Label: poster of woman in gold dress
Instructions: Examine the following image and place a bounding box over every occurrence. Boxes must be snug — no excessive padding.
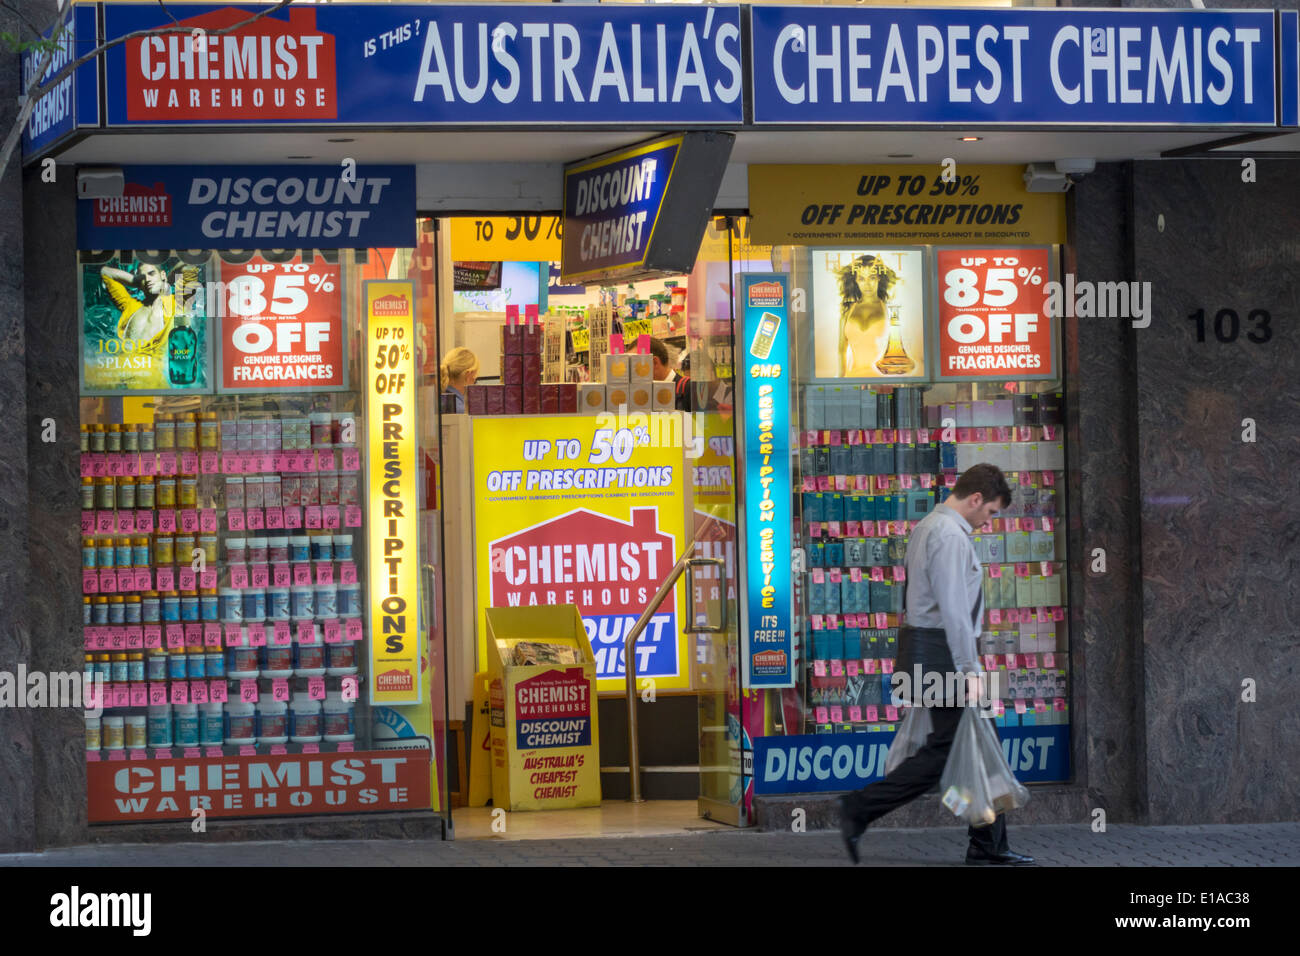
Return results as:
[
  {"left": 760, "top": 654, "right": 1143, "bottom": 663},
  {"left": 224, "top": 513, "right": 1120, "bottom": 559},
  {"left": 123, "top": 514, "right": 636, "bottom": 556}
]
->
[{"left": 811, "top": 249, "right": 926, "bottom": 380}]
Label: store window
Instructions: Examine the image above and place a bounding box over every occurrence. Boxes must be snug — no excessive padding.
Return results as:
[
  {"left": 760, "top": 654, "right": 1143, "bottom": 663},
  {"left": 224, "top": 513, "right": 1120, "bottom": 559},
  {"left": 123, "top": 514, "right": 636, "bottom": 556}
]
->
[
  {"left": 742, "top": 236, "right": 1071, "bottom": 798},
  {"left": 78, "top": 245, "right": 448, "bottom": 825}
]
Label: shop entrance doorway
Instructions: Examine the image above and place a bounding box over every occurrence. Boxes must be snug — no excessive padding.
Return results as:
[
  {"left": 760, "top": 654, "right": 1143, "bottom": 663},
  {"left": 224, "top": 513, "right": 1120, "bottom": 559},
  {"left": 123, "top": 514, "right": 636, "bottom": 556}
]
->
[{"left": 420, "top": 214, "right": 757, "bottom": 830}]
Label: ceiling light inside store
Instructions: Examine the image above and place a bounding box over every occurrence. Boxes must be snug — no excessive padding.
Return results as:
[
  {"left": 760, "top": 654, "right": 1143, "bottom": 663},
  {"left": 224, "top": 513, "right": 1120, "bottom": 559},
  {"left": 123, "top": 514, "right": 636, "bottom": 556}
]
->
[
  {"left": 959, "top": 136, "right": 982, "bottom": 142},
  {"left": 887, "top": 154, "right": 913, "bottom": 158}
]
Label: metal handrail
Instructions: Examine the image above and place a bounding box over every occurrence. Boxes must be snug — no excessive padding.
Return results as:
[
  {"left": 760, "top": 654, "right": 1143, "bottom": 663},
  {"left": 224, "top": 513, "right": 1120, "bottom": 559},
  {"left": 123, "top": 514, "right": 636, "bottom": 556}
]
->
[{"left": 624, "top": 544, "right": 728, "bottom": 803}]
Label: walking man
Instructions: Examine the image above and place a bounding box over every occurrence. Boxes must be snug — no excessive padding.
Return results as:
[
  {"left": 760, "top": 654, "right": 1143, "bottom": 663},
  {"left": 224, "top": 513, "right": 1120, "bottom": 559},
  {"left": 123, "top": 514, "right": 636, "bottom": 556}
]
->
[{"left": 839, "top": 463, "right": 1035, "bottom": 866}]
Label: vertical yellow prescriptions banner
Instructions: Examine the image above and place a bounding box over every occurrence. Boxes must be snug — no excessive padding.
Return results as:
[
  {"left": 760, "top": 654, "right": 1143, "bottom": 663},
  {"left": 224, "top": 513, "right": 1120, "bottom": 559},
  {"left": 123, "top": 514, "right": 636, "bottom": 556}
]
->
[{"left": 365, "top": 281, "right": 421, "bottom": 706}]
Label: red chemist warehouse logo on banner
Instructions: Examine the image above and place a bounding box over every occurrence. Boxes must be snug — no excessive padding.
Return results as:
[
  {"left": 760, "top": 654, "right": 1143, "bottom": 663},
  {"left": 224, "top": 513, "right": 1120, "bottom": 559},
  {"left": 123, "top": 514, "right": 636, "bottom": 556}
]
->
[
  {"left": 747, "top": 282, "right": 784, "bottom": 308},
  {"left": 93, "top": 181, "right": 173, "bottom": 227},
  {"left": 126, "top": 7, "right": 338, "bottom": 121},
  {"left": 753, "top": 649, "right": 788, "bottom": 675},
  {"left": 377, "top": 669, "right": 414, "bottom": 694},
  {"left": 372, "top": 294, "right": 410, "bottom": 317},
  {"left": 489, "top": 508, "right": 679, "bottom": 680}
]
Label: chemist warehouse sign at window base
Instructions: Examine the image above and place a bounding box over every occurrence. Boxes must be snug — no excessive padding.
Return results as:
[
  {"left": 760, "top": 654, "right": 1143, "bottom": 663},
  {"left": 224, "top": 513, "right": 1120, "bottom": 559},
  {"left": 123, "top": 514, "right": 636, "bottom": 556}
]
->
[
  {"left": 471, "top": 416, "right": 692, "bottom": 694},
  {"left": 87, "top": 750, "right": 431, "bottom": 823}
]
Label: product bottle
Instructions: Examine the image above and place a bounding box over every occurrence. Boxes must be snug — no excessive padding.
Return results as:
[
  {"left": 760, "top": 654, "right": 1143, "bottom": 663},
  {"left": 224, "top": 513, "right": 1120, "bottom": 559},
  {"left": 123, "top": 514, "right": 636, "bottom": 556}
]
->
[{"left": 167, "top": 315, "right": 199, "bottom": 386}]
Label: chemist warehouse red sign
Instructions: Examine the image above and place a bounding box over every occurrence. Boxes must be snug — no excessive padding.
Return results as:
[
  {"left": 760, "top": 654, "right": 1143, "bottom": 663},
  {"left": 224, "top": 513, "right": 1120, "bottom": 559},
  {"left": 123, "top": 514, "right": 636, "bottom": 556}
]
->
[
  {"left": 87, "top": 751, "right": 430, "bottom": 822},
  {"left": 490, "top": 508, "right": 679, "bottom": 682},
  {"left": 124, "top": 7, "right": 337, "bottom": 121},
  {"left": 219, "top": 254, "right": 345, "bottom": 391},
  {"left": 515, "top": 668, "right": 593, "bottom": 750},
  {"left": 934, "top": 248, "right": 1057, "bottom": 382}
]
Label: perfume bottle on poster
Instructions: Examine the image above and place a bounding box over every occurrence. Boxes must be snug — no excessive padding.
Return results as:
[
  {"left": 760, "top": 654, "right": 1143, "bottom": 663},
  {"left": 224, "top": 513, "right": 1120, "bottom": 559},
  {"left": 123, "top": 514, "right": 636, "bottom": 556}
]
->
[{"left": 833, "top": 253, "right": 914, "bottom": 377}]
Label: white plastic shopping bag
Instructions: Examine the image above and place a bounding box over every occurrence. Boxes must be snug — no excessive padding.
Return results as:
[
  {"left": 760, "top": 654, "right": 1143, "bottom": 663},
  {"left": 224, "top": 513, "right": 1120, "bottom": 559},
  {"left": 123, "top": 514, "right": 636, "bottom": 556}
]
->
[
  {"left": 884, "top": 706, "right": 933, "bottom": 774},
  {"left": 939, "top": 708, "right": 1030, "bottom": 826}
]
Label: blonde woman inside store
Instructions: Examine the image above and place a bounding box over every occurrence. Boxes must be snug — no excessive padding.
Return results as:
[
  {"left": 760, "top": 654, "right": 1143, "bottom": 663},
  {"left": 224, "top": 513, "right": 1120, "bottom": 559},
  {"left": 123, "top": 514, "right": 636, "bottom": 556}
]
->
[{"left": 440, "top": 347, "right": 480, "bottom": 413}]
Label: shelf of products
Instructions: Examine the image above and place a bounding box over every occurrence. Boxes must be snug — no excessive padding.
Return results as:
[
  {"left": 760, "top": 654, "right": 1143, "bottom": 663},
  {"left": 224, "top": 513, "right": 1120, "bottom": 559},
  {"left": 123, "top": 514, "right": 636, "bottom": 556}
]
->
[
  {"left": 79, "top": 405, "right": 367, "bottom": 760},
  {"left": 793, "top": 383, "right": 1070, "bottom": 735}
]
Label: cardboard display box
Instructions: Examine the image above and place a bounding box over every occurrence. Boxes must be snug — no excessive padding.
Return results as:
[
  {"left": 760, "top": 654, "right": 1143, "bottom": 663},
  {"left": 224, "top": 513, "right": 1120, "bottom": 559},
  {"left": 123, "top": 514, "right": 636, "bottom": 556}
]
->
[{"left": 485, "top": 605, "right": 602, "bottom": 812}]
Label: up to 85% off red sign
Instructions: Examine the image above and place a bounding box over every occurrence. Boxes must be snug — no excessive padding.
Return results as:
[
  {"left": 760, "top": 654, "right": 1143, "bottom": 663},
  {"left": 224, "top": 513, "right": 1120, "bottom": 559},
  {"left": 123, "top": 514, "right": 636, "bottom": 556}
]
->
[
  {"left": 935, "top": 249, "right": 1055, "bottom": 380},
  {"left": 221, "top": 257, "right": 344, "bottom": 390}
]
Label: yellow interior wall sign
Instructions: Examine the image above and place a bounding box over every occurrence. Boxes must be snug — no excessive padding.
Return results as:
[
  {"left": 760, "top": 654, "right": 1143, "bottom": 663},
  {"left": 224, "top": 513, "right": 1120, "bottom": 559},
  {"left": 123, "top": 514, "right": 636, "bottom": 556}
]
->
[
  {"left": 748, "top": 165, "right": 1066, "bottom": 246},
  {"left": 364, "top": 280, "right": 422, "bottom": 706},
  {"left": 449, "top": 215, "right": 562, "bottom": 262}
]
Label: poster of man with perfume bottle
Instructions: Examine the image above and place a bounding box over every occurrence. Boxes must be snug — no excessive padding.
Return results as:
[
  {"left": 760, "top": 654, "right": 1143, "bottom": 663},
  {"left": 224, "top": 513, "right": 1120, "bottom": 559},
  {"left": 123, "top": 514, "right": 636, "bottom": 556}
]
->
[
  {"left": 810, "top": 249, "right": 927, "bottom": 381},
  {"left": 80, "top": 252, "right": 211, "bottom": 394}
]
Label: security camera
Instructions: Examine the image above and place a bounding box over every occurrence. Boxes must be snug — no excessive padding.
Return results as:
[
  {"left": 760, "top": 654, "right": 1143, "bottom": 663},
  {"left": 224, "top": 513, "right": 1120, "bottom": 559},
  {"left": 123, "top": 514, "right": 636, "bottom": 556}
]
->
[
  {"left": 1054, "top": 158, "right": 1095, "bottom": 176},
  {"left": 77, "top": 167, "right": 124, "bottom": 199},
  {"left": 1023, "top": 163, "right": 1072, "bottom": 193}
]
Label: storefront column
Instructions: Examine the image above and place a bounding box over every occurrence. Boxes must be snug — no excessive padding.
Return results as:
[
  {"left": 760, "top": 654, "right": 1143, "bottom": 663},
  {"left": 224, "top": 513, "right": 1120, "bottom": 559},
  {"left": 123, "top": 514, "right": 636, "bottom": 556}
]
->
[
  {"left": 0, "top": 148, "right": 36, "bottom": 855},
  {"left": 1068, "top": 163, "right": 1148, "bottom": 824},
  {"left": 21, "top": 171, "right": 86, "bottom": 849}
]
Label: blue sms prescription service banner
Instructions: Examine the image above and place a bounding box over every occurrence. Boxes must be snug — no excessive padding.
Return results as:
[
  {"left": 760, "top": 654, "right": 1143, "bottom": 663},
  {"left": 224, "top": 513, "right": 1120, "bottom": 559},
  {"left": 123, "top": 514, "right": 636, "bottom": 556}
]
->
[{"left": 741, "top": 274, "right": 794, "bottom": 689}]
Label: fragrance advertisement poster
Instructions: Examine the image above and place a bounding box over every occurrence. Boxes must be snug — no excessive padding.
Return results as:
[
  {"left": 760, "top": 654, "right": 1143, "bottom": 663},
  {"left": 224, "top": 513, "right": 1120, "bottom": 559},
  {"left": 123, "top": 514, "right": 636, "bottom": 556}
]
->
[
  {"left": 471, "top": 415, "right": 691, "bottom": 694},
  {"left": 79, "top": 253, "right": 213, "bottom": 395},
  {"left": 933, "top": 248, "right": 1057, "bottom": 381},
  {"left": 810, "top": 249, "right": 927, "bottom": 382},
  {"left": 218, "top": 254, "right": 346, "bottom": 391}
]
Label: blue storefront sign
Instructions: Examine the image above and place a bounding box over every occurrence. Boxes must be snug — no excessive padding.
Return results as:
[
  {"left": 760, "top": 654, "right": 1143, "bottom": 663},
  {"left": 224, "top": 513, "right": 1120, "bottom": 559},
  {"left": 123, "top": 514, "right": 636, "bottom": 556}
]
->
[
  {"left": 740, "top": 274, "right": 794, "bottom": 689},
  {"left": 1282, "top": 11, "right": 1299, "bottom": 128},
  {"left": 752, "top": 725, "right": 1070, "bottom": 794},
  {"left": 20, "top": 3, "right": 99, "bottom": 159},
  {"left": 561, "top": 136, "right": 680, "bottom": 283},
  {"left": 75, "top": 165, "right": 416, "bottom": 250},
  {"left": 750, "top": 7, "right": 1278, "bottom": 126},
  {"left": 99, "top": 2, "right": 743, "bottom": 127}
]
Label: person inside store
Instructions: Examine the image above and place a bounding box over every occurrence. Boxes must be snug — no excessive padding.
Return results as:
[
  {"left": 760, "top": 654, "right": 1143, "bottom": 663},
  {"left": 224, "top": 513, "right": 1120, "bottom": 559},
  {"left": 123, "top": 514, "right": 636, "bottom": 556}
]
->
[
  {"left": 838, "top": 463, "right": 1036, "bottom": 867},
  {"left": 648, "top": 337, "right": 692, "bottom": 411},
  {"left": 440, "top": 347, "right": 480, "bottom": 413}
]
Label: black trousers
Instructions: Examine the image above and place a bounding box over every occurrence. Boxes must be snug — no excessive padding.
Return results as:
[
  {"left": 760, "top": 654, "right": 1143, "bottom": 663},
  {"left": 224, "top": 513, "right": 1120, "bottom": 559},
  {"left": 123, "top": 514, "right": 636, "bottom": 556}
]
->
[{"left": 842, "top": 704, "right": 1008, "bottom": 854}]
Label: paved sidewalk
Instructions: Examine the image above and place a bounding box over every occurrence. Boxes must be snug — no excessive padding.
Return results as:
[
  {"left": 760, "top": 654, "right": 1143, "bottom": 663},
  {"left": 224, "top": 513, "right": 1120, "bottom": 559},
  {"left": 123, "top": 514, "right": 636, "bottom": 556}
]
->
[{"left": 4, "top": 822, "right": 1298, "bottom": 866}]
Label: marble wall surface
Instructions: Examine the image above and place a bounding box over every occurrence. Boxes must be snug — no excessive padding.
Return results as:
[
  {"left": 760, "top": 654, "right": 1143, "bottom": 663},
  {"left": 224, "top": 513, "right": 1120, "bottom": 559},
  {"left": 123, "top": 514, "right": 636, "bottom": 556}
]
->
[
  {"left": 23, "top": 171, "right": 86, "bottom": 848},
  {"left": 0, "top": 7, "right": 34, "bottom": 855},
  {"left": 1068, "top": 164, "right": 1148, "bottom": 823},
  {"left": 1131, "top": 160, "right": 1300, "bottom": 824}
]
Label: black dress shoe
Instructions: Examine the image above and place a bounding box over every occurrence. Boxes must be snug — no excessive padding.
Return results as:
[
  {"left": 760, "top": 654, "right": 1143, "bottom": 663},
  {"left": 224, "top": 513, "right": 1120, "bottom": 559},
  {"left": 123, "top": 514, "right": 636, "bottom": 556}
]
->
[
  {"left": 965, "top": 846, "right": 1035, "bottom": 866},
  {"left": 838, "top": 795, "right": 866, "bottom": 864}
]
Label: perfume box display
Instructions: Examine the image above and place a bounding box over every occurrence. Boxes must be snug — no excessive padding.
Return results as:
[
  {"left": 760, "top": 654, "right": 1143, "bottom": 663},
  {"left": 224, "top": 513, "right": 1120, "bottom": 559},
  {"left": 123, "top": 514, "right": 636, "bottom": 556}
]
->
[
  {"left": 604, "top": 353, "right": 630, "bottom": 384},
  {"left": 579, "top": 384, "right": 605, "bottom": 413},
  {"left": 628, "top": 353, "right": 653, "bottom": 385}
]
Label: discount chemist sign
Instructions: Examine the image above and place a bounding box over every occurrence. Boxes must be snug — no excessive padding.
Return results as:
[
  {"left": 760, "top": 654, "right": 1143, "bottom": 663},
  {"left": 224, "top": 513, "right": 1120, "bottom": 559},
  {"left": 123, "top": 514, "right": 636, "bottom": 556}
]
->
[
  {"left": 365, "top": 281, "right": 421, "bottom": 706},
  {"left": 76, "top": 165, "right": 416, "bottom": 250}
]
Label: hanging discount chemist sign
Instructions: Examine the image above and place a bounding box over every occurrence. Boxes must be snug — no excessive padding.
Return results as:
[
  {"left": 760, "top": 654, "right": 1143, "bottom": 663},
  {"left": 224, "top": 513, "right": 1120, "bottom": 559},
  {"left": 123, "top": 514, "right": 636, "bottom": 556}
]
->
[
  {"left": 932, "top": 248, "right": 1057, "bottom": 382},
  {"left": 218, "top": 254, "right": 346, "bottom": 391}
]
